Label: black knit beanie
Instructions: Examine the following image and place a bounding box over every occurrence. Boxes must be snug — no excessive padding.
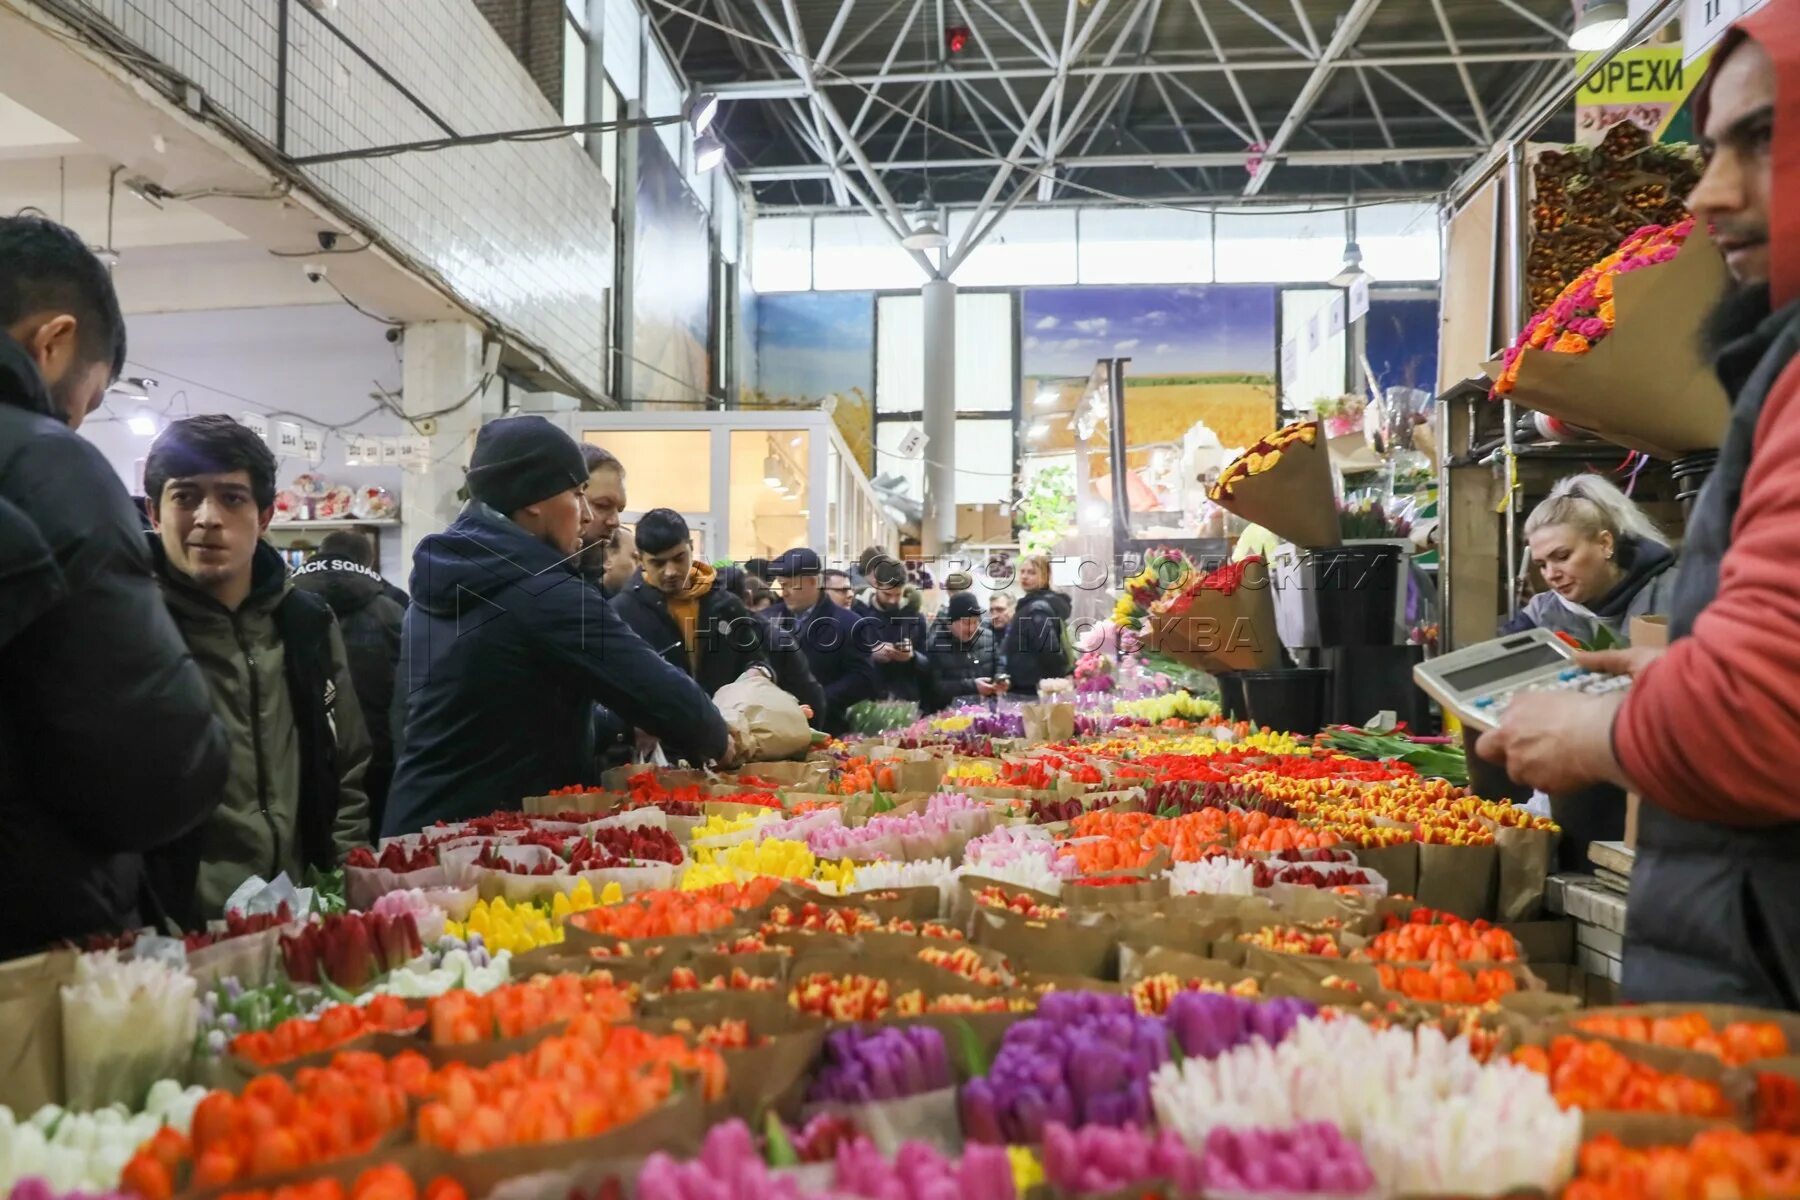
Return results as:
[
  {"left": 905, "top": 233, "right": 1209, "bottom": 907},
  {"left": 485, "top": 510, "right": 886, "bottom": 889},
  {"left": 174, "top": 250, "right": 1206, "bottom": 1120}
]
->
[{"left": 465, "top": 416, "right": 588, "bottom": 516}]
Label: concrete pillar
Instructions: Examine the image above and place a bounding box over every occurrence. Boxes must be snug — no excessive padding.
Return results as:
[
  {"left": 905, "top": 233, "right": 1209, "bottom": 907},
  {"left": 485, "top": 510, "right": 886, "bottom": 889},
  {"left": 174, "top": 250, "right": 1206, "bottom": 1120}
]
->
[
  {"left": 399, "top": 321, "right": 500, "bottom": 574},
  {"left": 921, "top": 276, "right": 957, "bottom": 554}
]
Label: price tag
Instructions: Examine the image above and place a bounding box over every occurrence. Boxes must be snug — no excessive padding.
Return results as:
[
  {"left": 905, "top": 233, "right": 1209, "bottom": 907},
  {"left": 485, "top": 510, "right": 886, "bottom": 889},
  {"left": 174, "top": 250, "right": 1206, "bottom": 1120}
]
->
[
  {"left": 1327, "top": 292, "right": 1347, "bottom": 338},
  {"left": 897, "top": 426, "right": 926, "bottom": 459},
  {"left": 242, "top": 413, "right": 270, "bottom": 441},
  {"left": 401, "top": 436, "right": 431, "bottom": 471},
  {"left": 1280, "top": 338, "right": 1299, "bottom": 386},
  {"left": 274, "top": 421, "right": 303, "bottom": 455},
  {"left": 1683, "top": 0, "right": 1738, "bottom": 65},
  {"left": 379, "top": 437, "right": 402, "bottom": 466},
  {"left": 301, "top": 427, "right": 324, "bottom": 462},
  {"left": 1348, "top": 275, "right": 1371, "bottom": 322},
  {"left": 1304, "top": 311, "right": 1323, "bottom": 354}
]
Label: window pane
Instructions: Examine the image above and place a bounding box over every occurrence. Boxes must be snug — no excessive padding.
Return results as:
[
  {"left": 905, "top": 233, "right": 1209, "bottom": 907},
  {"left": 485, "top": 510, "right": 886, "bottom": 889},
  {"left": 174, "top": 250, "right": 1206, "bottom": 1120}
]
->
[
  {"left": 599, "top": 82, "right": 621, "bottom": 197},
  {"left": 602, "top": 0, "right": 640, "bottom": 102},
  {"left": 563, "top": 18, "right": 589, "bottom": 146},
  {"left": 751, "top": 215, "right": 812, "bottom": 293},
  {"left": 954, "top": 418, "right": 1014, "bottom": 505},
  {"left": 1214, "top": 208, "right": 1342, "bottom": 283},
  {"left": 876, "top": 292, "right": 1014, "bottom": 414},
  {"left": 584, "top": 430, "right": 711, "bottom": 511},
  {"left": 1077, "top": 207, "right": 1213, "bottom": 284},
  {"left": 644, "top": 43, "right": 683, "bottom": 164},
  {"left": 730, "top": 429, "right": 810, "bottom": 561},
  {"left": 946, "top": 208, "right": 1077, "bottom": 286},
  {"left": 812, "top": 214, "right": 925, "bottom": 291}
]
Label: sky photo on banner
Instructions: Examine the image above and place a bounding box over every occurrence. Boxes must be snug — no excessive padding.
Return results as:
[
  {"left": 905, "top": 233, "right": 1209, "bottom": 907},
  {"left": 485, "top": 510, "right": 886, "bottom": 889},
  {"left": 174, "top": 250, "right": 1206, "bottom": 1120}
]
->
[
  {"left": 1022, "top": 285, "right": 1278, "bottom": 457},
  {"left": 744, "top": 291, "right": 875, "bottom": 474}
]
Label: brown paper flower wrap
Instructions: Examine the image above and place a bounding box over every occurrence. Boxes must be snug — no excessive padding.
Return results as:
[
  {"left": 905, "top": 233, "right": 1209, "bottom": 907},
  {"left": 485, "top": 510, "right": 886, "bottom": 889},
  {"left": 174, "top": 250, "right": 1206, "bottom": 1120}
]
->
[
  {"left": 1207, "top": 420, "right": 1341, "bottom": 548},
  {"left": 1143, "top": 557, "right": 1282, "bottom": 675},
  {"left": 1487, "top": 230, "right": 1732, "bottom": 460}
]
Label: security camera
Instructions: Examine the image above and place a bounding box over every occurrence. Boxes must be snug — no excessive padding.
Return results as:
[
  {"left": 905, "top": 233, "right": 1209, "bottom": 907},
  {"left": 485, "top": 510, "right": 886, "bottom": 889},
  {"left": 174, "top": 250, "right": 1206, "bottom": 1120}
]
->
[
  {"left": 302, "top": 262, "right": 327, "bottom": 283},
  {"left": 317, "top": 230, "right": 340, "bottom": 251}
]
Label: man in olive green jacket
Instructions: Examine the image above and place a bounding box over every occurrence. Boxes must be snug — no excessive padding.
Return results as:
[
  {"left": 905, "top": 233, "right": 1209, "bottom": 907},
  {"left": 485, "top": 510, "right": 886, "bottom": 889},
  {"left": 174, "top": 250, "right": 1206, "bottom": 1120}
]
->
[{"left": 145, "top": 416, "right": 371, "bottom": 919}]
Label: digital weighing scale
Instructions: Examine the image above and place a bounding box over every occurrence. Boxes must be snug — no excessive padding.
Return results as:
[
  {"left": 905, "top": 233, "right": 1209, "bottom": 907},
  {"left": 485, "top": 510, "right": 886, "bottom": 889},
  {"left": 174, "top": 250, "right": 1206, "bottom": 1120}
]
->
[{"left": 1411, "top": 627, "right": 1632, "bottom": 733}]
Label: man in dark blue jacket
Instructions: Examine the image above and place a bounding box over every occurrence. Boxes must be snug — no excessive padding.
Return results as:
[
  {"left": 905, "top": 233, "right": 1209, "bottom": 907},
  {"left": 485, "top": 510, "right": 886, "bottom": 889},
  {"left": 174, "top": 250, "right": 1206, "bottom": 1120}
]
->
[
  {"left": 385, "top": 417, "right": 731, "bottom": 835},
  {"left": 0, "top": 215, "right": 228, "bottom": 952},
  {"left": 766, "top": 547, "right": 875, "bottom": 735}
]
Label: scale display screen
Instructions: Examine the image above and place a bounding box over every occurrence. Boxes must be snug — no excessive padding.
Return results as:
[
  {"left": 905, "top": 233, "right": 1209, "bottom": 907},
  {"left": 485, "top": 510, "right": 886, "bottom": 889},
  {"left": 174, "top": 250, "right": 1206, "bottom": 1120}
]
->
[{"left": 1439, "top": 642, "right": 1567, "bottom": 693}]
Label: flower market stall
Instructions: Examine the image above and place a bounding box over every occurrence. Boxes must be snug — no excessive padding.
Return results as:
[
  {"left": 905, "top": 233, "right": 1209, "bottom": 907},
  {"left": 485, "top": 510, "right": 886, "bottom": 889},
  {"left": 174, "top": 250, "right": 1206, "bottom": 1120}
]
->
[{"left": 5, "top": 700, "right": 1799, "bottom": 1200}]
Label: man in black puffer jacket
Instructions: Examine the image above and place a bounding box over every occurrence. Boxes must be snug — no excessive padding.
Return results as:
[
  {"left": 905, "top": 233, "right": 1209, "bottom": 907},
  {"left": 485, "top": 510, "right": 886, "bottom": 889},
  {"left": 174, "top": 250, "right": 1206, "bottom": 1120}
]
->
[
  {"left": 926, "top": 591, "right": 1004, "bottom": 710},
  {"left": 612, "top": 509, "right": 770, "bottom": 696},
  {"left": 293, "top": 531, "right": 405, "bottom": 835},
  {"left": 0, "top": 216, "right": 228, "bottom": 953}
]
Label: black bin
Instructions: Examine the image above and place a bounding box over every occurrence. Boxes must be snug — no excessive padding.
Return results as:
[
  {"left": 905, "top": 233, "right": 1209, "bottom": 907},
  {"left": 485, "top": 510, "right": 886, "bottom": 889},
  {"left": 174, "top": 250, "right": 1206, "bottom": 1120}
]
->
[
  {"left": 1215, "top": 673, "right": 1247, "bottom": 721},
  {"left": 1241, "top": 667, "right": 1331, "bottom": 734},
  {"left": 1302, "top": 544, "right": 1402, "bottom": 646},
  {"left": 1322, "top": 644, "right": 1431, "bottom": 731}
]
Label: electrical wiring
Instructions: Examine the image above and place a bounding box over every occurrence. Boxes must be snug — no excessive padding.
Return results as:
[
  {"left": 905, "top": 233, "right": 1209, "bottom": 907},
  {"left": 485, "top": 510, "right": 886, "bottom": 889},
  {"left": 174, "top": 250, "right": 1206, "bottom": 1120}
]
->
[
  {"left": 268, "top": 240, "right": 374, "bottom": 257},
  {"left": 322, "top": 276, "right": 405, "bottom": 327},
  {"left": 640, "top": 0, "right": 1448, "bottom": 221}
]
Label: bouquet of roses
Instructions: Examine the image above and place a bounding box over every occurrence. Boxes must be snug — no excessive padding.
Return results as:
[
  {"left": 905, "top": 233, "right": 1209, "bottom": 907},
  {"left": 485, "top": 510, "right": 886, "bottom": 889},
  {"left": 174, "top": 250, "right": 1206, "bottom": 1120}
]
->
[
  {"left": 1488, "top": 215, "right": 1731, "bottom": 458},
  {"left": 1493, "top": 218, "right": 1691, "bottom": 396},
  {"left": 1209, "top": 420, "right": 1340, "bottom": 548},
  {"left": 1143, "top": 555, "right": 1282, "bottom": 675}
]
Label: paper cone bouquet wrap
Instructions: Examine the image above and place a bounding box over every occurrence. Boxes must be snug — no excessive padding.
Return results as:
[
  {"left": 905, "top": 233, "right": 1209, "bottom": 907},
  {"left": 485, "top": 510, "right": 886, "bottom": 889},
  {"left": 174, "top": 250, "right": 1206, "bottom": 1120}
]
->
[
  {"left": 1490, "top": 217, "right": 1731, "bottom": 460},
  {"left": 1115, "top": 551, "right": 1281, "bottom": 675},
  {"left": 1208, "top": 420, "right": 1340, "bottom": 549}
]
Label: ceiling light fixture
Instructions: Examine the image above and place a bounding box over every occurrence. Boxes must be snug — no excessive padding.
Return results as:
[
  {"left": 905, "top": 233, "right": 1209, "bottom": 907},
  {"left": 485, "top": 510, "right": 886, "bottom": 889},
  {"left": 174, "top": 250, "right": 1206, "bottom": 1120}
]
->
[
  {"left": 694, "top": 135, "right": 726, "bottom": 172},
  {"left": 901, "top": 217, "right": 948, "bottom": 251},
  {"left": 687, "top": 91, "right": 720, "bottom": 135},
  {"left": 1328, "top": 240, "right": 1366, "bottom": 287},
  {"left": 1567, "top": 0, "right": 1629, "bottom": 52},
  {"left": 127, "top": 408, "right": 160, "bottom": 436}
]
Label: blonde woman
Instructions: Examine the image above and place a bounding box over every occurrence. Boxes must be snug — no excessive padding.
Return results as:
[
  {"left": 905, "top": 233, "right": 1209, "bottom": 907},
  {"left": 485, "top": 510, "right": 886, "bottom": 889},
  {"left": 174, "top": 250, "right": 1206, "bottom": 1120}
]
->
[
  {"left": 1503, "top": 473, "right": 1676, "bottom": 645},
  {"left": 1001, "top": 553, "right": 1072, "bottom": 695}
]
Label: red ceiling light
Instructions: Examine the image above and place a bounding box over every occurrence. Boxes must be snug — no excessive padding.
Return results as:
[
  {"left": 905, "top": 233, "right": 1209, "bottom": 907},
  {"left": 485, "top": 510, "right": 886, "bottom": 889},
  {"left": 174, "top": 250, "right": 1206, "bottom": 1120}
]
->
[{"left": 946, "top": 25, "right": 970, "bottom": 53}]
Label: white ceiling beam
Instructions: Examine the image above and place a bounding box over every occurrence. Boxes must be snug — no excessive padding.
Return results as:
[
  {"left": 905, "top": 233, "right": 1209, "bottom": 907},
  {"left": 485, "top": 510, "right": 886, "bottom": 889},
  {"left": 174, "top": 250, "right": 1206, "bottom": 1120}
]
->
[
  {"left": 709, "top": 48, "right": 1571, "bottom": 96},
  {"left": 739, "top": 143, "right": 1477, "bottom": 180},
  {"left": 963, "top": 0, "right": 1057, "bottom": 65},
  {"left": 1186, "top": 0, "right": 1263, "bottom": 144},
  {"left": 1243, "top": 0, "right": 1386, "bottom": 196},
  {"left": 1363, "top": 62, "right": 1484, "bottom": 144},
  {"left": 824, "top": 0, "right": 914, "bottom": 67},
  {"left": 845, "top": 0, "right": 925, "bottom": 138},
  {"left": 1428, "top": 0, "right": 1492, "bottom": 143},
  {"left": 1218, "top": 0, "right": 1315, "bottom": 59}
]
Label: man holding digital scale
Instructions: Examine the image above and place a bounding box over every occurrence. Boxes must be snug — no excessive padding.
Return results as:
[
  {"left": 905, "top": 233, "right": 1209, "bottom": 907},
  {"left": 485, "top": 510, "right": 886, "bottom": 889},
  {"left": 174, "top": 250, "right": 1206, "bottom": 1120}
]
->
[{"left": 1471, "top": 4, "right": 1800, "bottom": 1009}]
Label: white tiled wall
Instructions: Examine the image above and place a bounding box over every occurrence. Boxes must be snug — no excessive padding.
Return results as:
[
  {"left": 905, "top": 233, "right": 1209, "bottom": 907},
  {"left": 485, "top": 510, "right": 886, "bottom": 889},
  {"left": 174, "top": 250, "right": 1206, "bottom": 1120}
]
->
[{"left": 71, "top": 0, "right": 614, "bottom": 395}]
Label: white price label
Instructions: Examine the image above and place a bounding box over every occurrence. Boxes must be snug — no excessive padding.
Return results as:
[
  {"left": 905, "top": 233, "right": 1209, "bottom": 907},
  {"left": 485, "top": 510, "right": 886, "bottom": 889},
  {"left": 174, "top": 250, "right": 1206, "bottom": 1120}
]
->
[
  {"left": 1280, "top": 338, "right": 1299, "bottom": 386},
  {"left": 379, "top": 437, "right": 402, "bottom": 466},
  {"left": 897, "top": 427, "right": 926, "bottom": 459},
  {"left": 1683, "top": 0, "right": 1738, "bottom": 64},
  {"left": 1304, "top": 311, "right": 1324, "bottom": 354},
  {"left": 242, "top": 413, "right": 269, "bottom": 441},
  {"left": 301, "top": 427, "right": 324, "bottom": 462},
  {"left": 274, "top": 421, "right": 303, "bottom": 455},
  {"left": 1327, "top": 292, "right": 1347, "bottom": 338},
  {"left": 1348, "top": 275, "right": 1371, "bottom": 322}
]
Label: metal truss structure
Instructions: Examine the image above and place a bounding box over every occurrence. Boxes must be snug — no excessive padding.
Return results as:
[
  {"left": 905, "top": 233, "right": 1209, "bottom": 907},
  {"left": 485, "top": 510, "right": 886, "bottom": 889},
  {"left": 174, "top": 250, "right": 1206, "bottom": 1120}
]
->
[{"left": 655, "top": 0, "right": 1582, "bottom": 265}]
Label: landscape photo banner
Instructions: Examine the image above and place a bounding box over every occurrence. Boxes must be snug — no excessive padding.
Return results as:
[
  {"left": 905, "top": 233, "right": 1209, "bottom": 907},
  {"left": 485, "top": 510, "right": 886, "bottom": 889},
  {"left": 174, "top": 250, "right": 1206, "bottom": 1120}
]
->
[{"left": 1021, "top": 285, "right": 1279, "bottom": 511}]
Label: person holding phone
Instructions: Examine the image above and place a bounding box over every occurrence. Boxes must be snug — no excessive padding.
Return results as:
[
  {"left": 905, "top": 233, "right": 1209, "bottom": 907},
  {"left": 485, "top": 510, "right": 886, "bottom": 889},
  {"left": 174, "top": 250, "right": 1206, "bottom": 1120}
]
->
[
  {"left": 862, "top": 555, "right": 932, "bottom": 706},
  {"left": 926, "top": 591, "right": 1005, "bottom": 710}
]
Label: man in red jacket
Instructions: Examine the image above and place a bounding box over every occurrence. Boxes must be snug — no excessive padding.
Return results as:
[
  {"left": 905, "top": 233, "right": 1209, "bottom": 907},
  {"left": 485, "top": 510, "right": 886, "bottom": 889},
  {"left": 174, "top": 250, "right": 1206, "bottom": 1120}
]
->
[{"left": 1479, "top": 0, "right": 1800, "bottom": 1007}]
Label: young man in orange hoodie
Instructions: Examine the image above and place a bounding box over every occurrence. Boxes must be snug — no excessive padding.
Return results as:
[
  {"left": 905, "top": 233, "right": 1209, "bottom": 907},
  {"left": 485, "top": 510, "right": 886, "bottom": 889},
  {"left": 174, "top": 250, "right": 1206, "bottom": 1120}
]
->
[
  {"left": 1479, "top": 0, "right": 1800, "bottom": 1007},
  {"left": 611, "top": 507, "right": 772, "bottom": 696}
]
